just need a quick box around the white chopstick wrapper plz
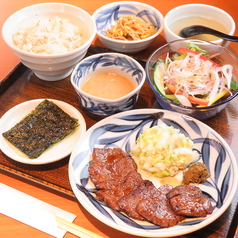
[0,183,76,237]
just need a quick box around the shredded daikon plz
[160,51,233,106]
[105,15,156,41]
[13,16,85,54]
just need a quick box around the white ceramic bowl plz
[71,52,146,116]
[92,1,164,54]
[2,3,96,81]
[164,4,236,47]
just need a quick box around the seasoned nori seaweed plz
[2,99,79,159]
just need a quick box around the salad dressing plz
[81,72,135,99]
[160,177,181,187]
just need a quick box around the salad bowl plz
[146,39,238,120]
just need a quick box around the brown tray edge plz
[0,164,75,197]
[0,62,26,95]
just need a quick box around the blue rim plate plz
[69,109,237,237]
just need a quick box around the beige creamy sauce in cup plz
[81,72,135,99]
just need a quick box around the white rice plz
[12,16,85,54]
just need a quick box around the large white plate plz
[69,109,238,237]
[0,99,86,165]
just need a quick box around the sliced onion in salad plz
[153,49,234,107]
[174,94,192,107]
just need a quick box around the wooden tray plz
[0,46,150,196]
[1,45,238,199]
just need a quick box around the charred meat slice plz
[96,171,143,211]
[156,183,173,195]
[117,180,160,220]
[88,148,213,227]
[167,185,213,217]
[89,148,137,186]
[96,170,143,191]
[136,198,185,227]
[136,184,186,228]
[91,147,128,164]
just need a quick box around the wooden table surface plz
[0,0,238,238]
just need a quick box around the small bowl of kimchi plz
[146,39,238,120]
[92,1,164,54]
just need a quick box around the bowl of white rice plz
[2,3,96,81]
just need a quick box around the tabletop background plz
[0,0,238,238]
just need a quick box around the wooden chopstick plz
[55,215,105,238]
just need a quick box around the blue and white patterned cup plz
[71,53,146,116]
[92,1,164,53]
